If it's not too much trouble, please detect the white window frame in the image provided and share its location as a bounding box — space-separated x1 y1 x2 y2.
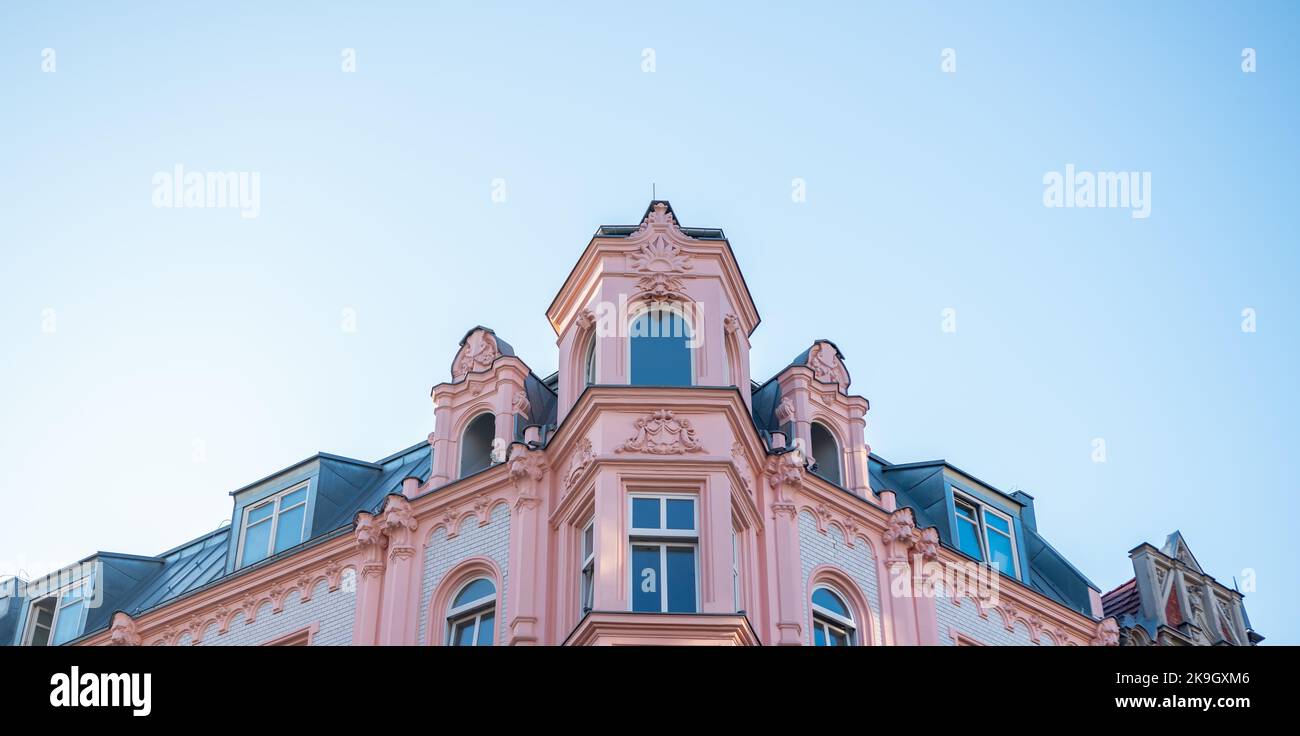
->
580 519 595 614
811 585 856 646
628 492 699 613
21 576 91 647
446 579 497 646
981 505 1019 577
952 490 1020 578
236 481 310 567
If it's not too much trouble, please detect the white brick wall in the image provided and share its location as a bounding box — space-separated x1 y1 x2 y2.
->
196 580 356 646
797 510 883 645
418 502 511 645
936 594 1042 646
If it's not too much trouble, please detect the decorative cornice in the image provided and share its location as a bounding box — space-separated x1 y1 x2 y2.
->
562 437 596 495
508 447 547 511
511 390 531 418
808 341 849 392
452 329 500 381
635 201 678 232
1091 617 1121 646
381 496 419 561
355 511 388 576
763 450 805 490
775 396 796 425
730 442 753 495
881 507 940 564
615 410 706 455
107 612 141 646
627 234 692 301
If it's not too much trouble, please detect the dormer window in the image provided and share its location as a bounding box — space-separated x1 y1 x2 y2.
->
238 483 309 567
809 422 842 486
22 574 92 646
629 306 692 387
953 494 1019 577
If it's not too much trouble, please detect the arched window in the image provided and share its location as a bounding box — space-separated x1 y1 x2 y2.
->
629 306 692 386
459 413 496 478
811 586 855 646
809 422 842 486
447 578 496 646
583 333 597 386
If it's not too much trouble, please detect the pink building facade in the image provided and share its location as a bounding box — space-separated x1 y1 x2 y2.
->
19 202 1120 647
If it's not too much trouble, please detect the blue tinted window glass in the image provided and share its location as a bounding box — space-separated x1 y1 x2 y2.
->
829 628 849 646
273 503 307 553
247 502 275 524
812 588 850 618
453 578 496 608
476 612 495 646
632 497 660 529
242 519 272 565
51 601 84 645
666 546 697 613
955 517 983 561
281 487 308 508
983 511 1010 535
814 626 826 646
631 545 662 612
452 620 475 646
987 531 1015 575
666 499 694 530
630 310 692 386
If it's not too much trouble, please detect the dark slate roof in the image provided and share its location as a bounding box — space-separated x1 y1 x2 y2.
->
1101 578 1141 620
520 371 559 430
867 453 1098 617
46 440 434 642
96 529 230 627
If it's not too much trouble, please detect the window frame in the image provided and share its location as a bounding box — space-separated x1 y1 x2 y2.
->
21 575 92 647
580 519 595 614
446 578 497 647
980 505 1019 577
951 490 1020 578
236 481 311 568
811 585 856 646
627 492 700 613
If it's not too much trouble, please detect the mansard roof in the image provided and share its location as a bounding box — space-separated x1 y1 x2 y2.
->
5 440 434 645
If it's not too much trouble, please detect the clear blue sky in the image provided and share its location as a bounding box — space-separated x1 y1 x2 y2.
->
2 2 1296 643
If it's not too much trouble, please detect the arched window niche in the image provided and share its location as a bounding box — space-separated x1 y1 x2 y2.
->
809 421 842 486
628 304 693 387
459 412 496 478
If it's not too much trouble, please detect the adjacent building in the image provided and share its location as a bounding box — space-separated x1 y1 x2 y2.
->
1102 532 1263 646
4 202 1148 646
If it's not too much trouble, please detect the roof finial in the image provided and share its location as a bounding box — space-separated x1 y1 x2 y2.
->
652 182 656 200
